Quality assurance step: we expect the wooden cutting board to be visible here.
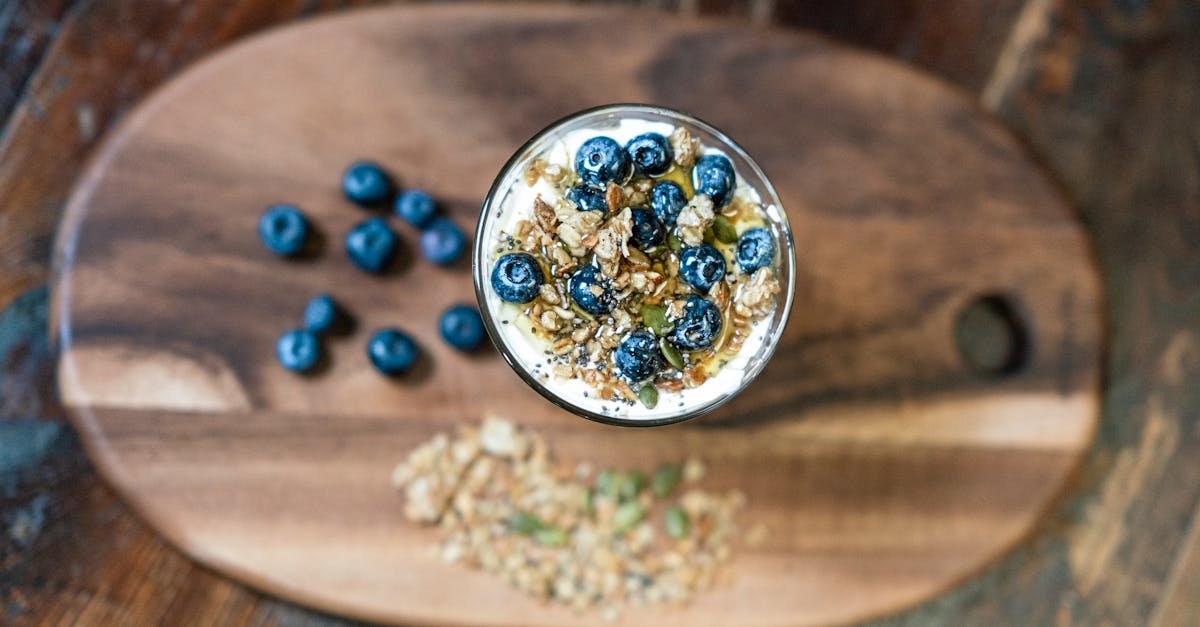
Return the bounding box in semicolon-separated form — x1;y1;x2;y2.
51;4;1103;626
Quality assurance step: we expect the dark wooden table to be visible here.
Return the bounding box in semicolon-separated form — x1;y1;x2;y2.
1;1;1197;625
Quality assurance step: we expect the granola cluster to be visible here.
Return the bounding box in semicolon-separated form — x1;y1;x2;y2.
491;124;782;410
392;417;748;619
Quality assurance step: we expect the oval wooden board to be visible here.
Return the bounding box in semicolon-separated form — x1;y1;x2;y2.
51;4;1103;626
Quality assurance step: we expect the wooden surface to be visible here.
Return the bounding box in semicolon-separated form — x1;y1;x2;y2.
48;4;1102;626
1;2;1197;627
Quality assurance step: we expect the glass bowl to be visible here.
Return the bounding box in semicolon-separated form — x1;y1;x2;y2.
472;104;796;427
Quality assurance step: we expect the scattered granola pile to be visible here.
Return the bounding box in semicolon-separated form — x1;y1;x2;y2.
486;120;783;412
391;417;746;619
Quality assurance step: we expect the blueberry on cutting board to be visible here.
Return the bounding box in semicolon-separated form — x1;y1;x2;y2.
258;204;310;256
367;328;419;375
345;217;399;274
395;189;437;228
440;305;486;351
420;218;466;265
276;329;322;373
342;160;395;207
303;294;353;336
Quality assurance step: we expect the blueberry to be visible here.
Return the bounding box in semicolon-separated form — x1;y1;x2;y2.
440;304;486;351
276;329;321;373
630;208;665;249
258;204;310;256
345;217;399;274
421;218;466;265
692;153;736;207
625;132;673;177
670;296;723;350
575;136;632;186
679;244;727;292
566;185;608;213
650;181;688;226
614;330;664;383
395;189;437;228
303;294;352;336
491;253;544;303
342;161;395;207
367;328;419;375
568;265;616;316
736;227;775;274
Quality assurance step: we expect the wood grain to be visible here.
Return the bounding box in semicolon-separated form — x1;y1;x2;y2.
47;4;1102;626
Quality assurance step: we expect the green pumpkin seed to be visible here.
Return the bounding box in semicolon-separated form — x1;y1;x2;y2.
703;226;715;244
638;384;659;409
619;471;646;502
712;216;738;244
641;304;673;336
664;505;690;539
668;232;682;252
651;462;682;497
533;525;568;548
614;501;645;533
595;469;617;498
508;511;544;535
660;338;685;370
582;488;595;516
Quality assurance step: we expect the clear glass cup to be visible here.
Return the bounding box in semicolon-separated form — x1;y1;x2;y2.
472;104;796;427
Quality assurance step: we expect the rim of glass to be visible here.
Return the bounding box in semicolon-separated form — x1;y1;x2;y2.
472;103;797;427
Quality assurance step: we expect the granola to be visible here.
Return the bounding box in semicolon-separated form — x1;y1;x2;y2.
392;417;746;619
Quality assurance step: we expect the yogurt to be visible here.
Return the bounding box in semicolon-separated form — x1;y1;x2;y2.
473;106;792;426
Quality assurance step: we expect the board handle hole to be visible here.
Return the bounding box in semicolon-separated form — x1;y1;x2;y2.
955;293;1031;377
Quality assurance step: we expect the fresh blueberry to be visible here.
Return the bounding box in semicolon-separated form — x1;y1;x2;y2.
575;136;632;186
670;296;723;350
736;227;775;274
342;161;395;207
692;153;736;207
566;185;608;213
345;217;399;274
625;132;673;177
614;330;664;383
367;328;419;375
679;244;727;292
440;304;486;351
650;181;688;226
491;253;544;303
568;265;615;316
303;294;352;336
421;218;466;265
258;204;310;256
630;208;666;249
395;189;437;228
276;329;321;373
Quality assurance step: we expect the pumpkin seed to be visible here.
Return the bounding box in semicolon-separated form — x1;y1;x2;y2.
651;462;682;497
614;501;645;533
638;384;659;409
660;337;685;370
641;303;673;336
508;511;544;535
664;505;690;538
712;215;738;244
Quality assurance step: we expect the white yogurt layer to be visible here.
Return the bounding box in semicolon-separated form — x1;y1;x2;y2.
480;117;775;423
